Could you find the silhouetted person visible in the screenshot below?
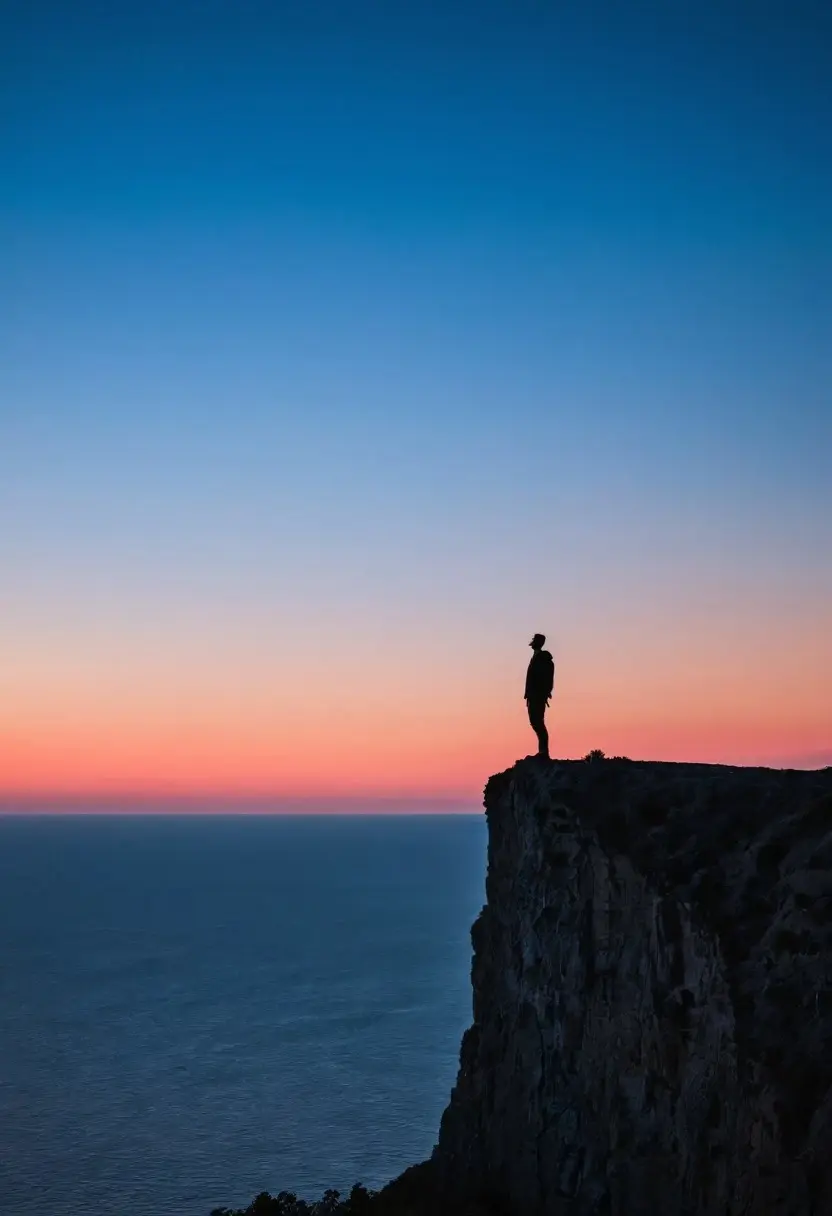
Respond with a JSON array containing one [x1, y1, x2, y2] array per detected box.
[[525, 633, 554, 759]]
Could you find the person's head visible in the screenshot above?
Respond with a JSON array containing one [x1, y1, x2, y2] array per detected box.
[[529, 633, 546, 651]]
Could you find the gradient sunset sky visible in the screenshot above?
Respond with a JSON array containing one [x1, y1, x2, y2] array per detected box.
[[2, 1, 830, 802]]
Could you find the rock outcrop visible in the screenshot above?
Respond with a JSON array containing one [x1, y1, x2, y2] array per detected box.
[[431, 757, 832, 1216]]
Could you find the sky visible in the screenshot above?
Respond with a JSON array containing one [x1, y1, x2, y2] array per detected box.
[[2, 0, 830, 802]]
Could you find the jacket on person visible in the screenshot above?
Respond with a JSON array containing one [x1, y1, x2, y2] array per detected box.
[[525, 649, 555, 703]]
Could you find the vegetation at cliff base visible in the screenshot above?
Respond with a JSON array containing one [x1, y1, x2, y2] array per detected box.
[[211, 1183, 376, 1216], [208, 1164, 484, 1216]]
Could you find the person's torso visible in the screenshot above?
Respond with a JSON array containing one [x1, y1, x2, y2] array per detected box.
[[526, 650, 554, 698]]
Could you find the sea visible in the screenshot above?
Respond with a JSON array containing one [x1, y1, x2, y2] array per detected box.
[[0, 812, 487, 1216]]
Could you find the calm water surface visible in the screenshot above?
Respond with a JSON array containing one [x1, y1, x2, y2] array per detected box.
[[0, 813, 486, 1216]]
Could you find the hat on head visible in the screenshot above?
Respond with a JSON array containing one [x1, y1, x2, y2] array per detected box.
[[529, 633, 546, 648]]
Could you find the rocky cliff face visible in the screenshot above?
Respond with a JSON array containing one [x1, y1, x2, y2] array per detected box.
[[431, 757, 832, 1216]]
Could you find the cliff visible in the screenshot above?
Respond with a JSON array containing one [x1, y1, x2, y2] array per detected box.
[[429, 756, 832, 1216]]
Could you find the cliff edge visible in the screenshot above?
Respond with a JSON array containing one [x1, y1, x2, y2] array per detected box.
[[430, 756, 832, 1216]]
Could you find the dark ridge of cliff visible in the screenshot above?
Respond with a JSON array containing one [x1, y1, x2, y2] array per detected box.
[[425, 756, 832, 1216]]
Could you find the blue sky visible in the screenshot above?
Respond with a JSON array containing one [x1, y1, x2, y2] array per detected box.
[[2, 1, 830, 793]]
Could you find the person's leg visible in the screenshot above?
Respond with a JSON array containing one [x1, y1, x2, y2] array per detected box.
[[538, 712, 549, 759], [528, 700, 549, 758]]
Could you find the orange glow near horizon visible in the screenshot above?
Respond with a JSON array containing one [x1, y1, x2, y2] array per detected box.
[[3, 605, 829, 801]]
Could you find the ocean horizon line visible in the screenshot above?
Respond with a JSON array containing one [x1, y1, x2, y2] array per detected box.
[[0, 794, 484, 815]]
